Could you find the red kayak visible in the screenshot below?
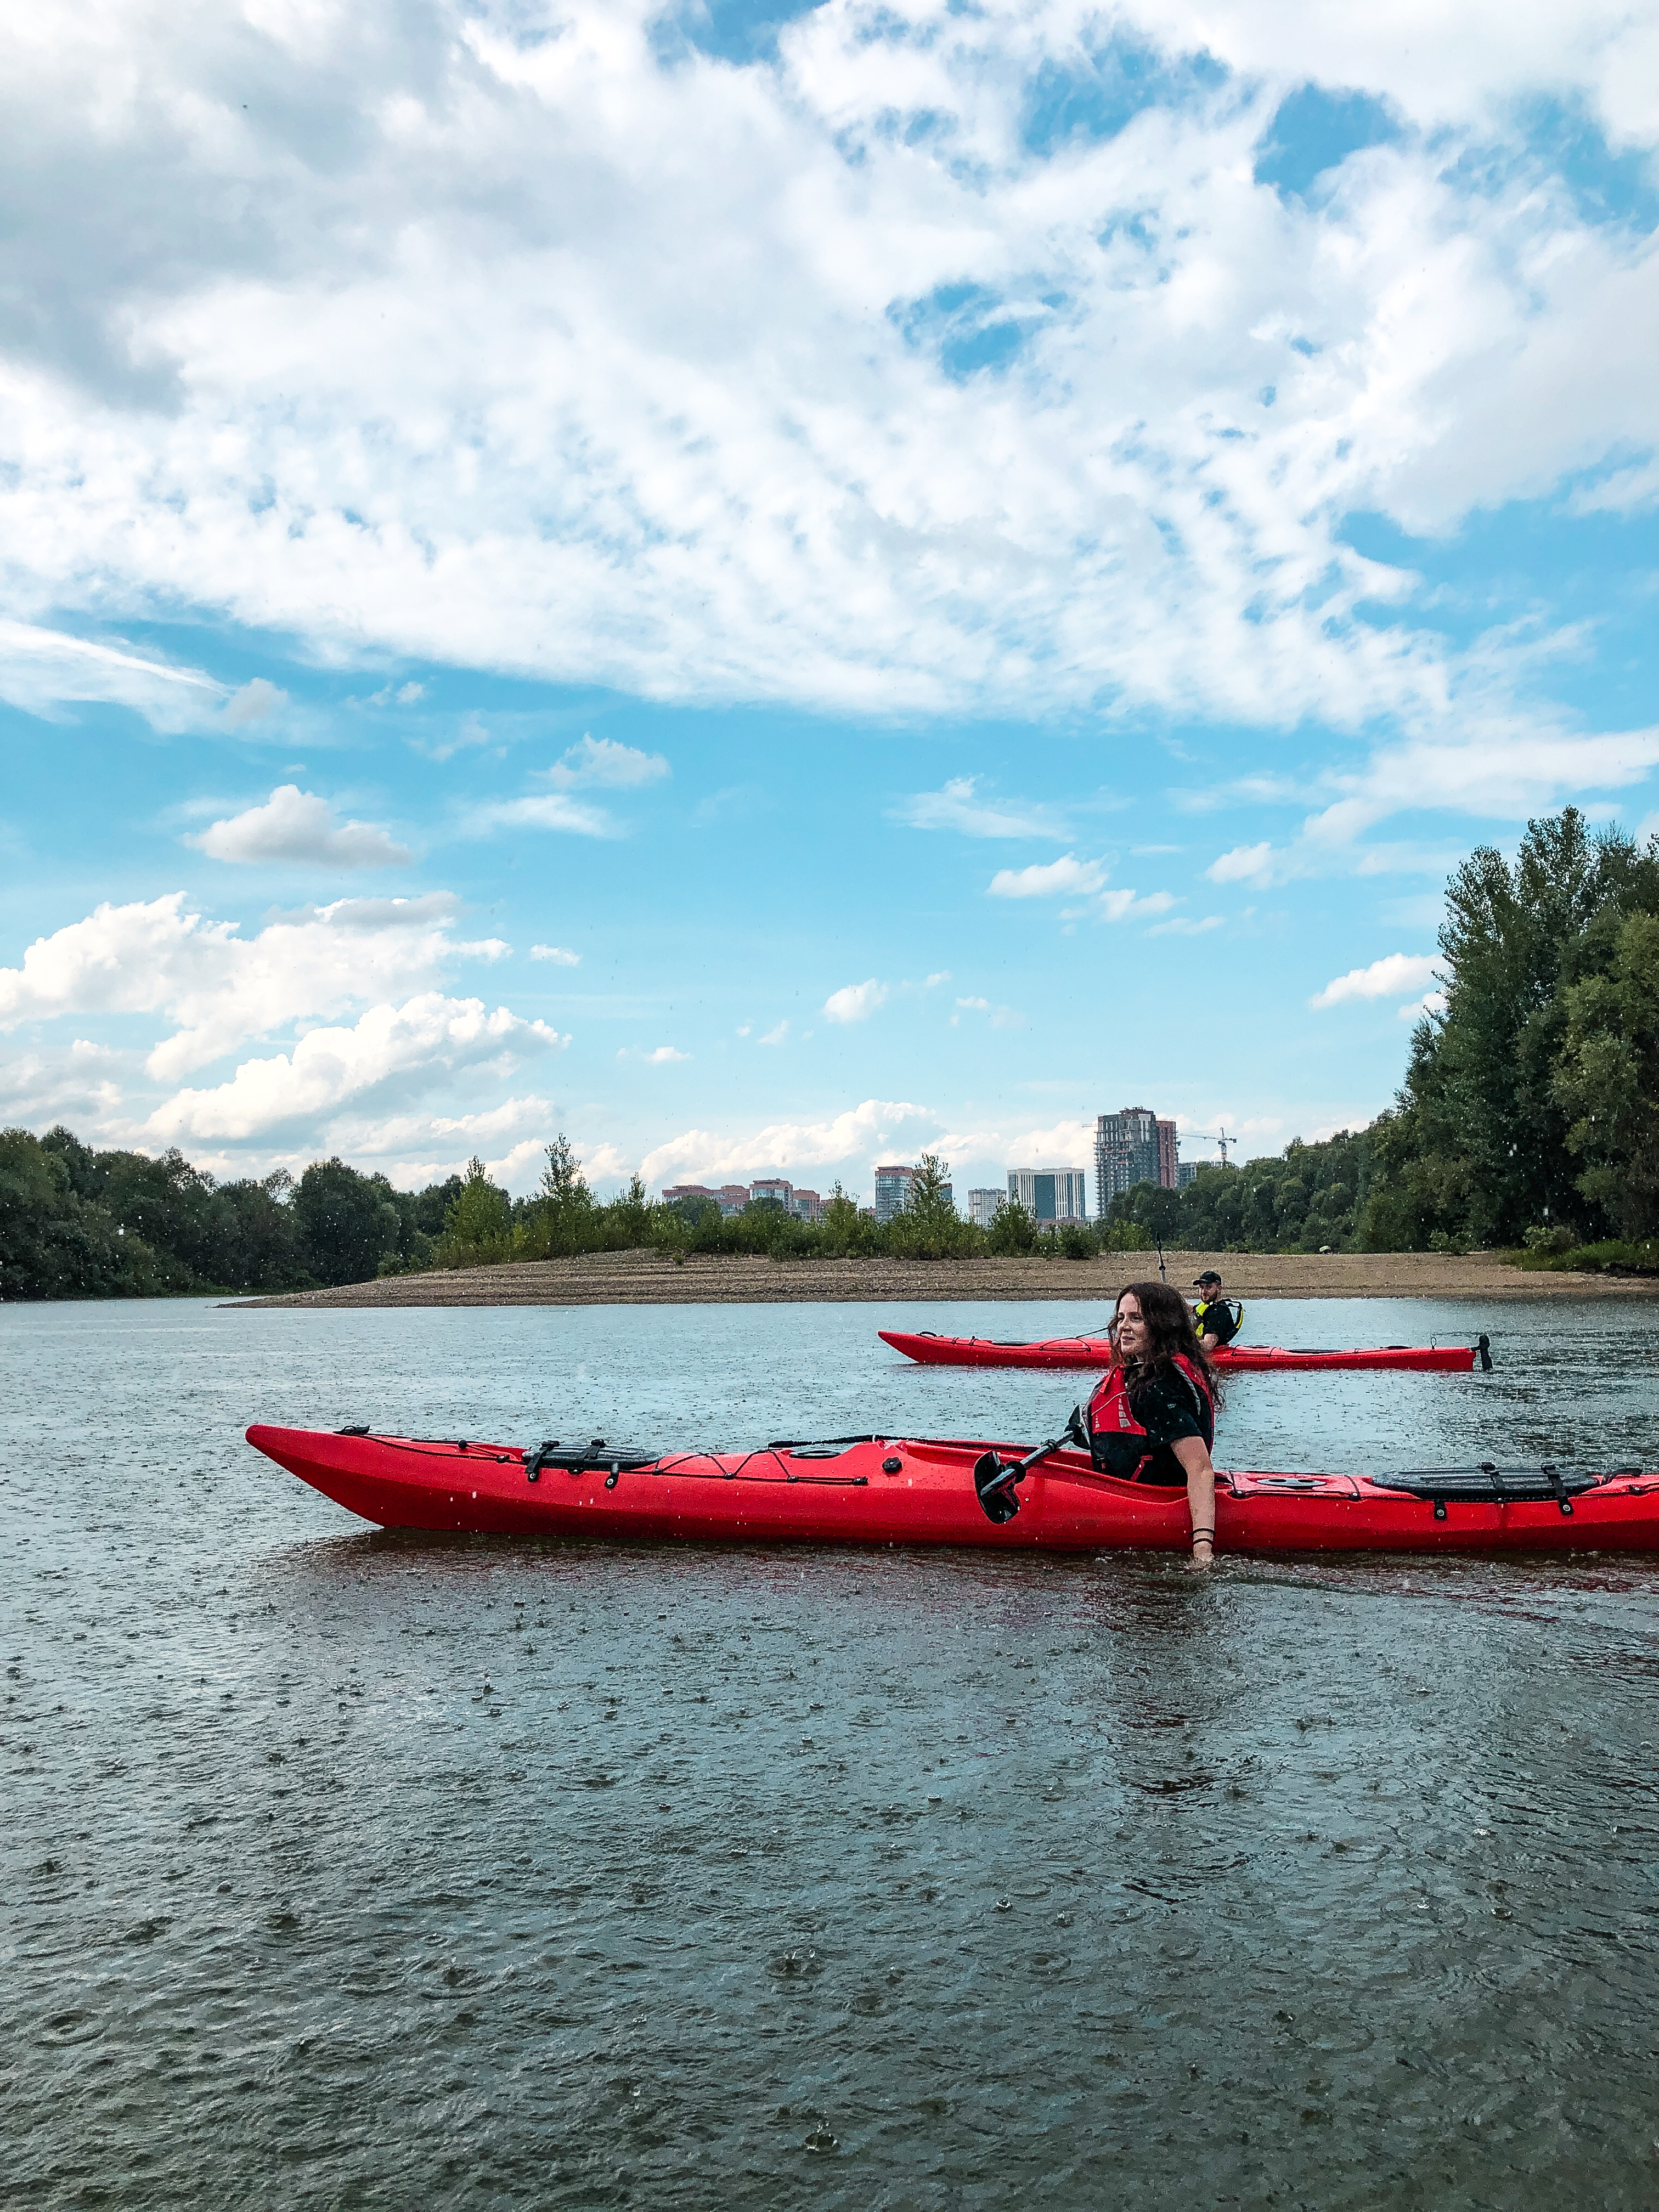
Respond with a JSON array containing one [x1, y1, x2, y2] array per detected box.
[[878, 1329, 1489, 1374], [246, 1423, 1658, 1554]]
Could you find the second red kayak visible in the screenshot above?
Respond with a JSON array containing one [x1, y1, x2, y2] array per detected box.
[[878, 1330, 1491, 1374]]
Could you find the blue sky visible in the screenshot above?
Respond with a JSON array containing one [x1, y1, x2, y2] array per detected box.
[[3, 0, 1658, 1201]]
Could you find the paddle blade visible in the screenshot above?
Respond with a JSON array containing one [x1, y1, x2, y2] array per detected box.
[[974, 1450, 1022, 1524]]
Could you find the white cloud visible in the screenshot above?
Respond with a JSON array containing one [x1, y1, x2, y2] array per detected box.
[[189, 785, 411, 868], [0, 889, 507, 1077], [0, 620, 223, 732], [1311, 952, 1441, 1008], [466, 793, 618, 838], [759, 1020, 789, 1046], [823, 978, 889, 1023], [1097, 889, 1177, 923], [149, 992, 565, 1141], [1207, 842, 1280, 889], [1147, 913, 1225, 936], [544, 734, 670, 789], [1, 1, 1657, 823], [222, 677, 287, 728], [640, 1097, 931, 1188], [619, 1044, 689, 1064], [894, 779, 1068, 840], [988, 854, 1107, 899], [529, 944, 581, 965], [1398, 989, 1448, 1021]]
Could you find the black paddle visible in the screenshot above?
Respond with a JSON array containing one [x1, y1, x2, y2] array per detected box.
[[974, 1408, 1090, 1523]]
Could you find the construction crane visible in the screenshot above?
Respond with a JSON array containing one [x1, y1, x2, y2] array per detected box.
[[1186, 1128, 1237, 1167]]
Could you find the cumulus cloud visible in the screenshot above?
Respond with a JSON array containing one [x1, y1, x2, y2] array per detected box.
[[0, 889, 506, 1077], [1207, 842, 1279, 889], [640, 1097, 932, 1188], [1311, 952, 1441, 1008], [528, 944, 581, 965], [189, 785, 411, 867], [2, 0, 1656, 797], [222, 677, 288, 729], [988, 854, 1107, 899], [1097, 889, 1177, 923], [3, 1, 1658, 836], [623, 1044, 690, 1064], [823, 978, 889, 1023], [894, 780, 1068, 840], [544, 734, 670, 789], [150, 993, 564, 1141]]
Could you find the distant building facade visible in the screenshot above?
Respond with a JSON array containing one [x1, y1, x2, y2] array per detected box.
[[1093, 1109, 1184, 1213], [1176, 1161, 1200, 1190], [873, 1164, 915, 1223], [1007, 1167, 1090, 1227], [966, 1188, 1003, 1230], [662, 1176, 825, 1221], [1094, 1109, 1159, 1211]]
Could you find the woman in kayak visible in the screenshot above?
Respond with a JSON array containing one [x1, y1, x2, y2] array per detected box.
[[1088, 1279, 1222, 1571]]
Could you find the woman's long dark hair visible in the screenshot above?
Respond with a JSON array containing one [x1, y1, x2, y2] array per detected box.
[[1111, 1278, 1224, 1410]]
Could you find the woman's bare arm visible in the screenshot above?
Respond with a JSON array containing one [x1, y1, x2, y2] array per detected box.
[[1171, 1434, 1217, 1570]]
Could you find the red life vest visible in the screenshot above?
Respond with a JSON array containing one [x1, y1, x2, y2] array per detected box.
[[1087, 1353, 1214, 1483]]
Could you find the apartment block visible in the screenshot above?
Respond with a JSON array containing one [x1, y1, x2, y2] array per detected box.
[[1006, 1166, 1090, 1225]]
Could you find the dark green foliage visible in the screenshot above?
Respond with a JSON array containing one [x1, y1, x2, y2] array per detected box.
[[431, 1156, 512, 1267], [292, 1159, 404, 1287], [985, 1197, 1039, 1255], [1361, 809, 1659, 1250], [1103, 1134, 1376, 1255]]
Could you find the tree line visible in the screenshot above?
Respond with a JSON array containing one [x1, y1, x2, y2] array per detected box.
[[0, 1131, 1148, 1298], [4, 808, 1655, 1296]]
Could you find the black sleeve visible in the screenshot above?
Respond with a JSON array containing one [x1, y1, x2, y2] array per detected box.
[[1128, 1371, 1206, 1448]]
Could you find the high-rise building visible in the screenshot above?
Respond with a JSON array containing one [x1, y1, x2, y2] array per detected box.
[[1093, 1109, 1160, 1212], [1176, 1161, 1200, 1190], [749, 1177, 793, 1210], [791, 1188, 824, 1223], [1156, 1119, 1178, 1191], [873, 1163, 916, 1223], [966, 1188, 1002, 1229], [1007, 1167, 1090, 1225]]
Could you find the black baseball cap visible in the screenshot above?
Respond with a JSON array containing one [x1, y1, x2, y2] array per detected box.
[[1193, 1270, 1222, 1286]]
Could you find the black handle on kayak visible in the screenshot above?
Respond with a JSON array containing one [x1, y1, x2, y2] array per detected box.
[[974, 1409, 1089, 1523], [1477, 1333, 1492, 1371]]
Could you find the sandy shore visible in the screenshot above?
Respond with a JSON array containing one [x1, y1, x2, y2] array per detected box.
[[225, 1246, 1651, 1309]]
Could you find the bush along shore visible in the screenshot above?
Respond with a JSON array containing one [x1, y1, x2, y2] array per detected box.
[[3, 808, 1657, 1300]]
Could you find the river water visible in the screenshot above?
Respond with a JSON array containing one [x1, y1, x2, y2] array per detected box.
[[5, 1293, 1659, 2210]]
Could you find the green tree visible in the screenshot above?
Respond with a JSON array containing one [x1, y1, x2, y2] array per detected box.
[[515, 1133, 597, 1259], [1552, 910, 1659, 1239], [434, 1156, 513, 1266], [294, 1158, 403, 1286], [985, 1195, 1038, 1255], [887, 1155, 974, 1259]]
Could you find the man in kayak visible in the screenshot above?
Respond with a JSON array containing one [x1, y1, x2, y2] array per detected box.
[[1191, 1270, 1243, 1352], [1088, 1279, 1223, 1570]]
